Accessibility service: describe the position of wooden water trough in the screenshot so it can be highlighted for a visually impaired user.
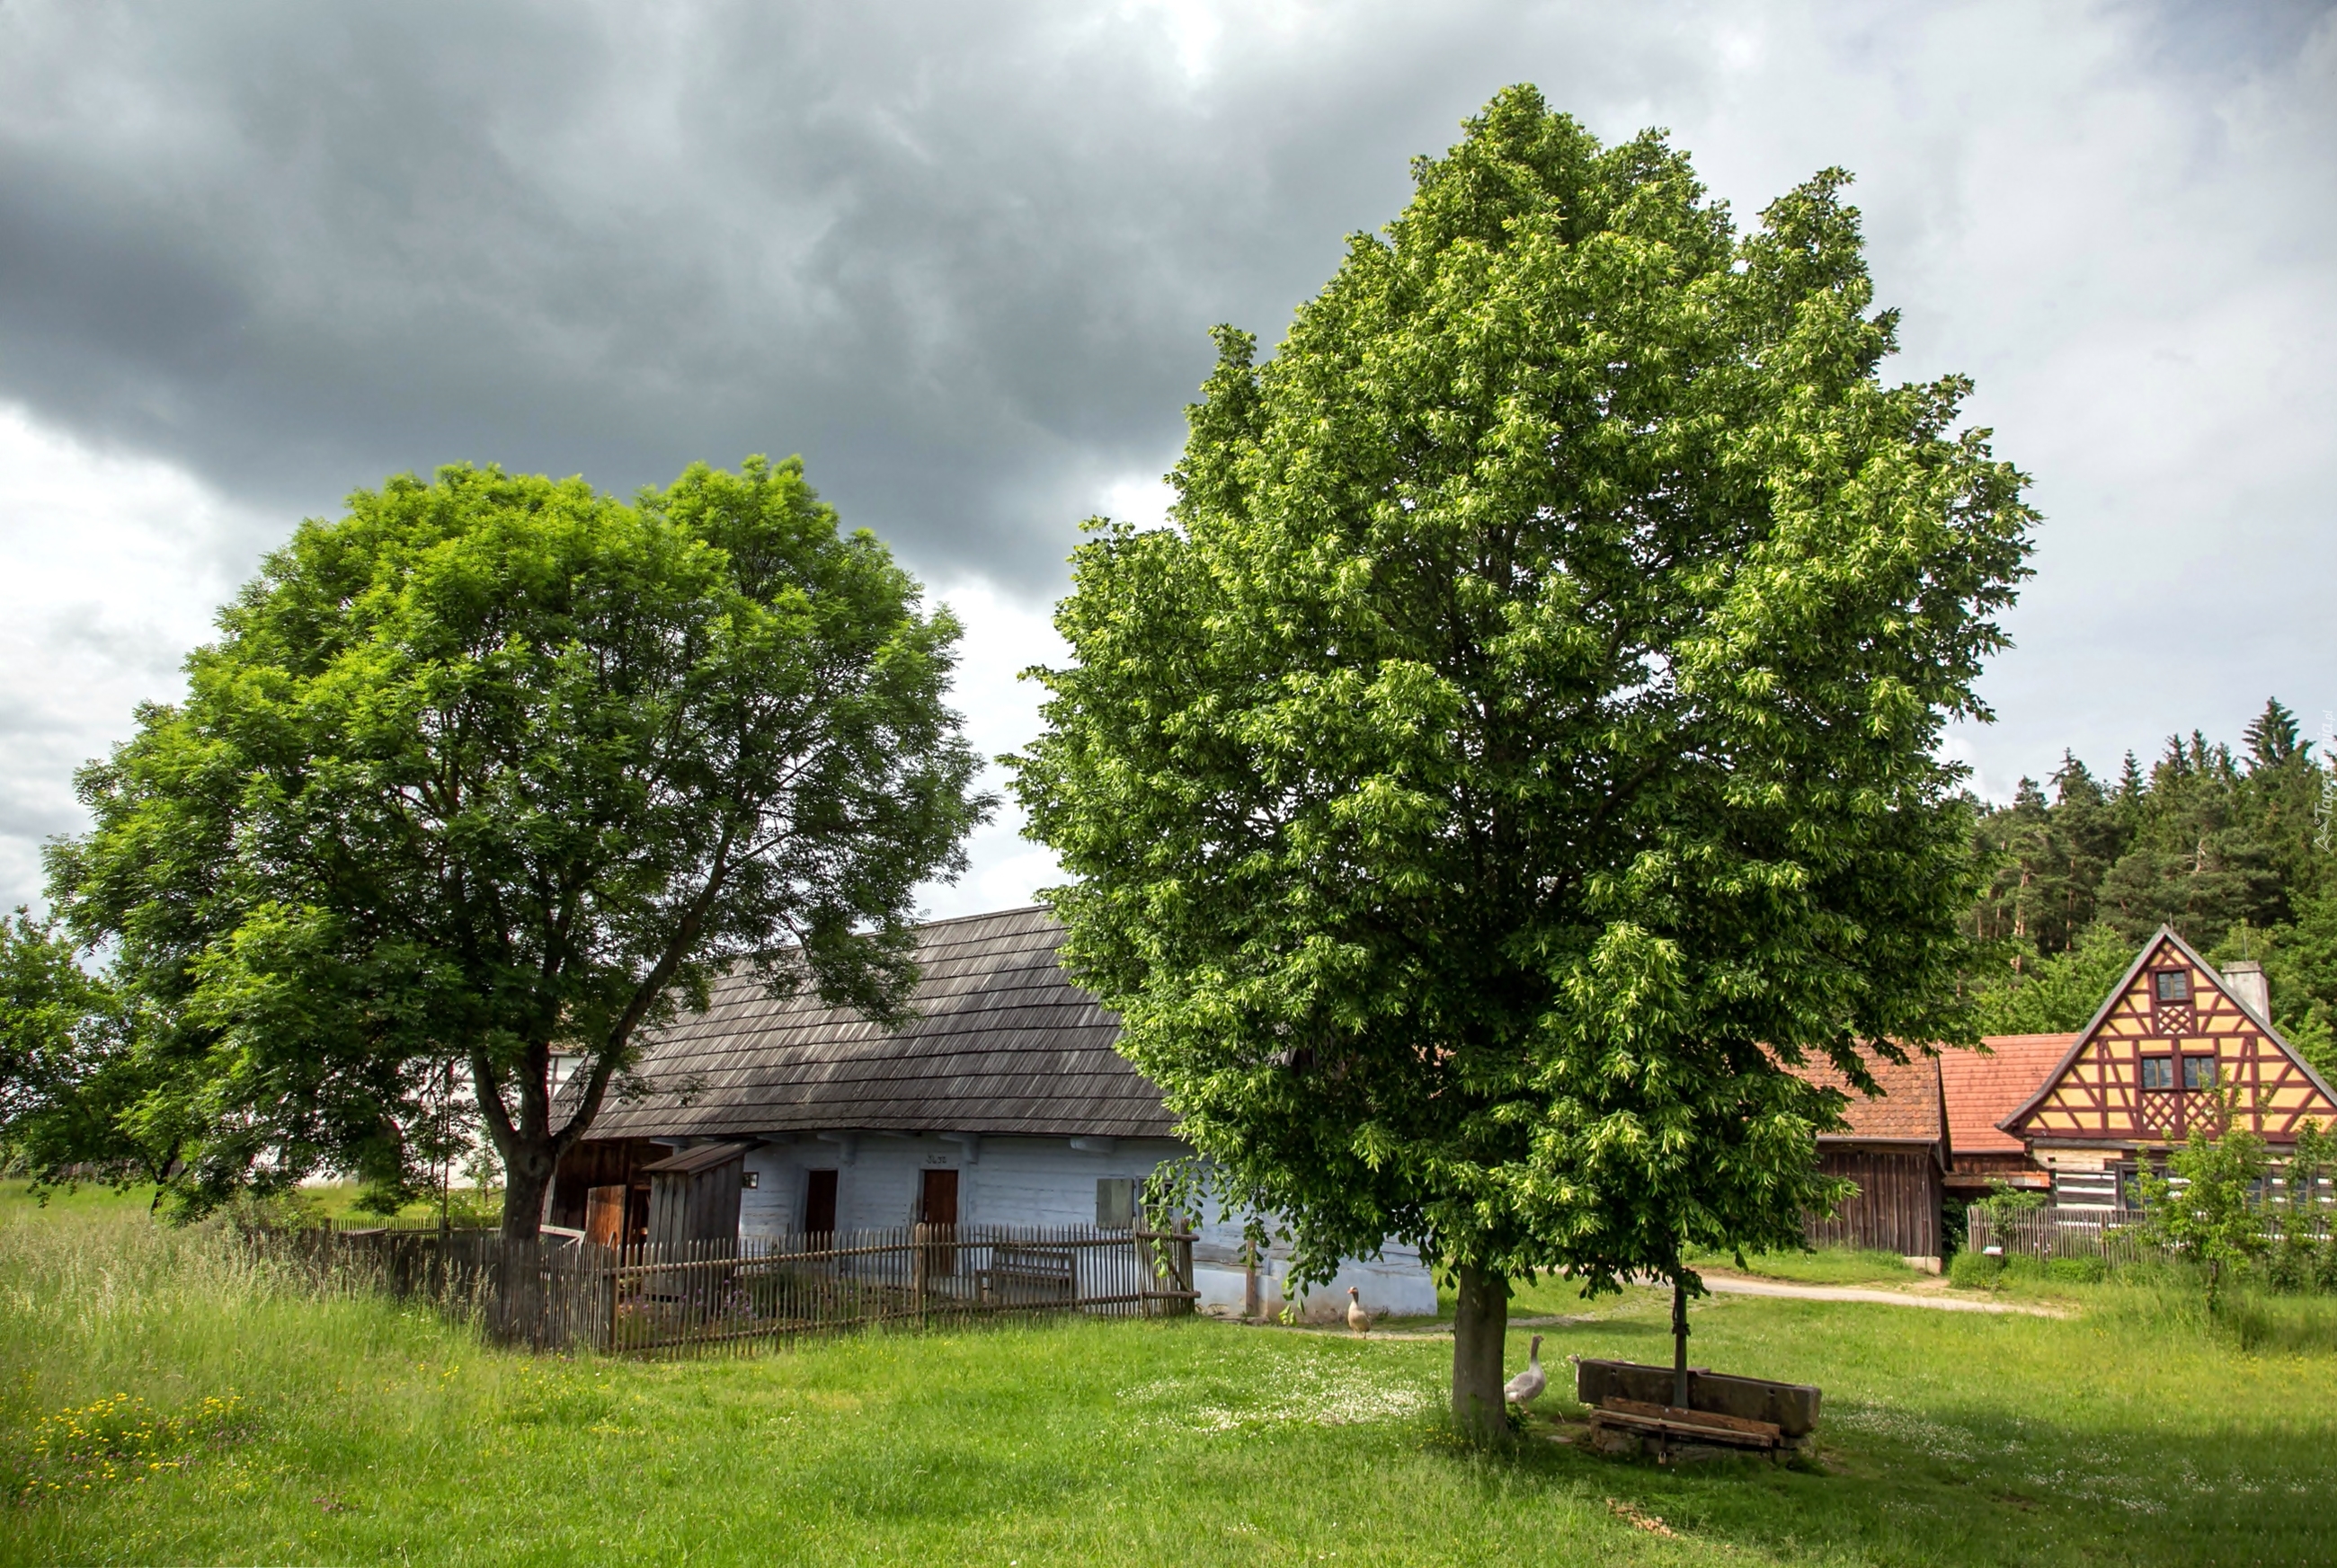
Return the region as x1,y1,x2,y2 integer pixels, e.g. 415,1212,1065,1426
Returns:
1573,1358,1819,1463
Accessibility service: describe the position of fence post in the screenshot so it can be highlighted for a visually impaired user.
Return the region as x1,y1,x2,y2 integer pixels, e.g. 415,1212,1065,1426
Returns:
603,1248,619,1353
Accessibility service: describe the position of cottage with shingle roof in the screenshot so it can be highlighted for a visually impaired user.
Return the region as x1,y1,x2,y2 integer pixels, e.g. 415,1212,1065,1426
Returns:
548,906,1439,1320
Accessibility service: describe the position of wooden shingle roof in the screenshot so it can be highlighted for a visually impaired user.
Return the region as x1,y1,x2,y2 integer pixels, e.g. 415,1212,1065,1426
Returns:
575,907,1174,1142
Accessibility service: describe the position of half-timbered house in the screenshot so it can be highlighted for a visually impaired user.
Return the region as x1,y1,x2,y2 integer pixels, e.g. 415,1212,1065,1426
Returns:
1999,926,2337,1209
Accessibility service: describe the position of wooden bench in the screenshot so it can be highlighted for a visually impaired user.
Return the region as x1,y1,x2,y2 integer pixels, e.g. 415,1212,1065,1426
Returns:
1573,1358,1819,1463
979,1243,1077,1304
1588,1397,1782,1453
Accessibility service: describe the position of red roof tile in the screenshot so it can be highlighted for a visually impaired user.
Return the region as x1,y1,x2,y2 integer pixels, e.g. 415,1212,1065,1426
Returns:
1942,1034,2075,1155
1791,1049,1947,1146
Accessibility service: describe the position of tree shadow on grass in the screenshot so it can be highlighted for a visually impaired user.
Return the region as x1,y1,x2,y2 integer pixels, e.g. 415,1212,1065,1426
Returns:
1477,1401,2330,1568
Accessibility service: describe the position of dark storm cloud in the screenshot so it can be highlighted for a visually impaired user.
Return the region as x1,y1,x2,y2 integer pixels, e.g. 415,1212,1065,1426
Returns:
0,0,1714,583
2,0,2333,917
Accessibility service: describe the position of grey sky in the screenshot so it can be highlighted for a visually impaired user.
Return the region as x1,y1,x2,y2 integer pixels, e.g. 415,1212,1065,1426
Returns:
1,0,2332,915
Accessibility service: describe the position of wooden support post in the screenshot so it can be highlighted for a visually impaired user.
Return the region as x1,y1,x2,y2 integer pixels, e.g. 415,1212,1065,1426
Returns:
1671,1279,1691,1411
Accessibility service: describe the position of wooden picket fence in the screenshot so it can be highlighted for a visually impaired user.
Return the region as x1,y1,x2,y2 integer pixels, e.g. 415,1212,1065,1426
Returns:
277,1221,1197,1356
1965,1209,2160,1268
1968,1207,2333,1268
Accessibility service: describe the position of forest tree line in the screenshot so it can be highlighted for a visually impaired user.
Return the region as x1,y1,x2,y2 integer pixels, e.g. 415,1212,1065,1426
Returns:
1967,697,2337,1070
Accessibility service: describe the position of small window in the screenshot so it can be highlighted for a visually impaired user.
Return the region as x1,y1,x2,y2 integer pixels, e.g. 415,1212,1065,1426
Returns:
2182,1056,2217,1092
741,1169,758,1190
1096,1178,1134,1230
2155,970,2190,1003
2141,1057,2174,1091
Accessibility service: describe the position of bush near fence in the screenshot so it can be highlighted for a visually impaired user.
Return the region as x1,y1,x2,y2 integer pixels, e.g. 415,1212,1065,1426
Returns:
257,1220,1198,1356
1959,1209,2337,1293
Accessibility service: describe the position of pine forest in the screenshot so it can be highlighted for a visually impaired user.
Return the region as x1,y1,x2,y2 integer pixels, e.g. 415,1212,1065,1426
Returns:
1966,697,2337,1071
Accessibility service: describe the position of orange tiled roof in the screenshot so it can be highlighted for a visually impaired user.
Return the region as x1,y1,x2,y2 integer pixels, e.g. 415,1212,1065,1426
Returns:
1791,1049,1948,1146
1942,1034,2075,1155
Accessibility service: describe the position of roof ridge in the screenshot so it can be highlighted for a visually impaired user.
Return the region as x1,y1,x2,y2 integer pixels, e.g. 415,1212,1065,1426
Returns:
911,904,1052,930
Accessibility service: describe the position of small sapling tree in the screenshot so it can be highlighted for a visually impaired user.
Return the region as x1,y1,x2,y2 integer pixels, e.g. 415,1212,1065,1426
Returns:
1015,87,2032,1440
2139,1086,2270,1312
49,457,988,1263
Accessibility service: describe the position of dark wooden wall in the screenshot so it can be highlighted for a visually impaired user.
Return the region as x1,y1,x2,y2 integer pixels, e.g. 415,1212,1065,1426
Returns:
1806,1147,1942,1258
647,1158,745,1247
548,1139,667,1232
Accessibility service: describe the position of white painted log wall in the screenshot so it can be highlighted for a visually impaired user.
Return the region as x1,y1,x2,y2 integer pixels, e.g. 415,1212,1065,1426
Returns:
738,1133,1187,1236
726,1130,1438,1319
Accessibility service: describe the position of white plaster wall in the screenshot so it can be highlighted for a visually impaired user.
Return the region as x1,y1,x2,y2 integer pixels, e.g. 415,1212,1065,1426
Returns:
734,1133,1187,1240
1190,1245,1440,1322
725,1130,1439,1318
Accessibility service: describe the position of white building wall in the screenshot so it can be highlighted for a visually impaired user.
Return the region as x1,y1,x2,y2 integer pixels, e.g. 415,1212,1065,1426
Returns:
736,1133,1188,1239
723,1129,1438,1321
1186,1204,1442,1323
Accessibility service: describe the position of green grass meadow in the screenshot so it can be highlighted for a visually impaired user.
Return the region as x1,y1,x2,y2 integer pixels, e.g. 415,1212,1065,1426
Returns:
4,1186,2333,1565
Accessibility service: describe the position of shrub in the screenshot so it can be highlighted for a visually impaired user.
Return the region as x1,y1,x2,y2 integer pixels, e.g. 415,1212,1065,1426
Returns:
2137,1094,2270,1312
2314,1236,2337,1294
2048,1255,2107,1285
2265,1229,2317,1293
1949,1251,2003,1289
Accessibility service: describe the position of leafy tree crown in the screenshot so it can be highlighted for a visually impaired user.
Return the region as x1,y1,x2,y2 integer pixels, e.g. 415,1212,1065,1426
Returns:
1013,87,2034,1292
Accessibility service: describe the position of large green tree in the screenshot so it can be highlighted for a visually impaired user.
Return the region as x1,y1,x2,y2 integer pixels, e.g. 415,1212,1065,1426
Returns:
0,908,175,1190
1012,88,2033,1439
48,456,987,1243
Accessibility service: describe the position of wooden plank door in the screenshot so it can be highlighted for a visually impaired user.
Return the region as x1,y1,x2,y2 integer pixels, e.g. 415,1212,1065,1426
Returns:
584,1185,627,1249
920,1169,959,1278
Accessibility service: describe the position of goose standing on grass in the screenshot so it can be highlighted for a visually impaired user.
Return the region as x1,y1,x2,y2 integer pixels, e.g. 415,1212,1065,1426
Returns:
1505,1335,1546,1408
1346,1286,1371,1334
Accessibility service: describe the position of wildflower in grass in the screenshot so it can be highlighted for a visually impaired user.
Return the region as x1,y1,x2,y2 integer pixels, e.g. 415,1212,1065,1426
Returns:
10,1390,245,1497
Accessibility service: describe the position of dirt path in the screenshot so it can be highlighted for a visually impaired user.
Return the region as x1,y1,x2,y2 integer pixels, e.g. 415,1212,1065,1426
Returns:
1244,1275,2067,1339
1700,1274,2066,1317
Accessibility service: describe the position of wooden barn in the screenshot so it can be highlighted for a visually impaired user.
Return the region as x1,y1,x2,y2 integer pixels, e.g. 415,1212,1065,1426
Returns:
546,907,1440,1321
2000,926,2337,1209
1794,1050,1952,1268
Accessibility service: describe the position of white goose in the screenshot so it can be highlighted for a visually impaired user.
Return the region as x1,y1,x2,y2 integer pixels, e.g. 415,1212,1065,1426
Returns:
1504,1334,1547,1408
1346,1286,1371,1334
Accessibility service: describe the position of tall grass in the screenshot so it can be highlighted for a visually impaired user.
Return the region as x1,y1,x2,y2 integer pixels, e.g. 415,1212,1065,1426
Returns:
0,1190,467,1397
0,1186,502,1535
11,1185,2337,1565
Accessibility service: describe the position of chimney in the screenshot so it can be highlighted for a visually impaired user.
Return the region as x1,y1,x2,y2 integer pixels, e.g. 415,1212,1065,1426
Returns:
2221,960,2270,1021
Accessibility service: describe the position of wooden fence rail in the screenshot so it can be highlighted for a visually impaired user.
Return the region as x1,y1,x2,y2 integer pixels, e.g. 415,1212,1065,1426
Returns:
267,1222,1197,1357
1968,1209,2333,1267
1966,1210,2159,1267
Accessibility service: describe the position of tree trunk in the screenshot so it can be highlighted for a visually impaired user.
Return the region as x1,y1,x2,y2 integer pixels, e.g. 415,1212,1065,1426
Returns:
1451,1262,1512,1443
500,1139,556,1244
492,1140,557,1345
